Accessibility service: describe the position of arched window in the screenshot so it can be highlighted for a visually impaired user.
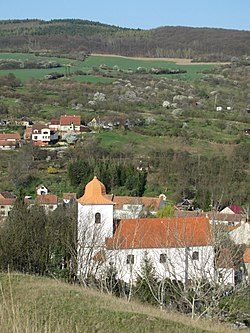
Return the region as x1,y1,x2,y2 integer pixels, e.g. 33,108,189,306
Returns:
95,212,101,224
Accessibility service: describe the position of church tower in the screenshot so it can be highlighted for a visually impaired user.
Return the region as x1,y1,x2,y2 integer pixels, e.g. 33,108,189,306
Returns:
77,176,114,277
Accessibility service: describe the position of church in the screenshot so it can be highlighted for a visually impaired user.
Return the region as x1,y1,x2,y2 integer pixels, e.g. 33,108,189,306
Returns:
77,176,215,284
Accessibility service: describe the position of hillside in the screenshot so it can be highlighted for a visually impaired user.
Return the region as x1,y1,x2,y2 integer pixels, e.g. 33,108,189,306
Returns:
0,273,237,333
0,19,250,60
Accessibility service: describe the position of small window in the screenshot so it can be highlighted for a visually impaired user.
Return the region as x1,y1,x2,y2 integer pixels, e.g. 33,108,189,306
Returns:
1,206,4,209
95,212,101,224
34,136,38,140
192,251,199,260
160,253,167,263
1,211,5,216
126,254,134,265
49,205,54,209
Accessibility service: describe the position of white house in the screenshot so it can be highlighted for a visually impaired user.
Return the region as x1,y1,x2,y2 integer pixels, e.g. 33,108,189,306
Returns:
77,176,216,285
36,184,48,196
31,125,58,146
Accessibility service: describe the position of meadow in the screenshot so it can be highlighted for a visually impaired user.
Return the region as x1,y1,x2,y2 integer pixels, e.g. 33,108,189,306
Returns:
0,53,215,81
0,273,237,333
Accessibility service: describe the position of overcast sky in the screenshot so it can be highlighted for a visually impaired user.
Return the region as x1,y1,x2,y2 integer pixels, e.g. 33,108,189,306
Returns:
1,0,249,31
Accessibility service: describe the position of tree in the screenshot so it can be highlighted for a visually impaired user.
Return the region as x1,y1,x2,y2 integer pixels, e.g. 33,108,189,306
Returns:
134,251,159,306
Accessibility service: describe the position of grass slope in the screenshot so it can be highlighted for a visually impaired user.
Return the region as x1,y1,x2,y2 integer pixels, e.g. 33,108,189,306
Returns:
0,273,235,333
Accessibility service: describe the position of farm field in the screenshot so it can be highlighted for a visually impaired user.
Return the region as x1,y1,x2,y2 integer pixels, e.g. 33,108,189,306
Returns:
0,53,216,81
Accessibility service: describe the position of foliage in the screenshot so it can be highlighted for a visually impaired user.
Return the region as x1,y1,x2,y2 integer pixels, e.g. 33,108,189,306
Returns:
134,251,159,306
0,201,77,281
156,204,175,217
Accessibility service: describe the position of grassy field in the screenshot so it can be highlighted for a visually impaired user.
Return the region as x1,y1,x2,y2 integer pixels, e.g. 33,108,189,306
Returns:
0,273,237,333
0,53,215,81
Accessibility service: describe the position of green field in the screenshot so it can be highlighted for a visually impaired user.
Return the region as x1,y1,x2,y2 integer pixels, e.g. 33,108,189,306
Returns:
0,273,234,333
0,53,215,81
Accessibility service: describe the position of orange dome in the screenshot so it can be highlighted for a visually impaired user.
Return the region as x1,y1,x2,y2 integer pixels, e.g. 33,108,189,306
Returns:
78,176,114,205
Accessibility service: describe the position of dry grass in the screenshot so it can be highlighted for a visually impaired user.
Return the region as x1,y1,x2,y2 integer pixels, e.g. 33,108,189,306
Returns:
91,53,229,65
0,272,241,333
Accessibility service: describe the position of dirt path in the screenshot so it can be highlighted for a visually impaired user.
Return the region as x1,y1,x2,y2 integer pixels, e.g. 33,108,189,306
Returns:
91,53,229,65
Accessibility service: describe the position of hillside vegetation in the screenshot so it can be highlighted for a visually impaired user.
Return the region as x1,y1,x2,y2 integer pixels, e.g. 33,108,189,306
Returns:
0,273,237,333
0,19,250,60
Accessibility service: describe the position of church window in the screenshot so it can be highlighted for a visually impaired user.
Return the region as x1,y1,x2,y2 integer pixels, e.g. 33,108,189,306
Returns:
192,251,199,260
126,254,134,264
95,212,101,224
160,253,167,263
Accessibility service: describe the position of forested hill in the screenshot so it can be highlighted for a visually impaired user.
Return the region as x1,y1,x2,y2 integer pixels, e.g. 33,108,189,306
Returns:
0,19,250,60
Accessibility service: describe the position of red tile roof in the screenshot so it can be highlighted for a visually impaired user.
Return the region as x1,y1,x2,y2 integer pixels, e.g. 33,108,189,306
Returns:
0,133,21,140
229,204,244,214
0,140,17,147
63,193,77,200
60,115,81,126
0,198,16,205
243,248,250,263
175,210,245,223
105,195,161,211
35,195,58,205
106,216,212,250
50,119,60,125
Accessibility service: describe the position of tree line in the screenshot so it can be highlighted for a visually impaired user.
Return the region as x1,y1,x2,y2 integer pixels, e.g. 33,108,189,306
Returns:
0,19,249,59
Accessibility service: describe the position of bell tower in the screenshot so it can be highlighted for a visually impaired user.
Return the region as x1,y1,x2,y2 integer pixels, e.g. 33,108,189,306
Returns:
77,176,114,277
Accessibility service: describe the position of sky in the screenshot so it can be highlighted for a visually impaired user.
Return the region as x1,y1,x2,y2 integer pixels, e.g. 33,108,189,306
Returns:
1,0,250,31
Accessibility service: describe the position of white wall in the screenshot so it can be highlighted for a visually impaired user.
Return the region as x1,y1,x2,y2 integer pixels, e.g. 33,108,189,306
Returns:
107,246,215,284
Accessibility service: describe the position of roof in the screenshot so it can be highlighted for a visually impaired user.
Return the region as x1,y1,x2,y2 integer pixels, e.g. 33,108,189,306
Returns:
0,133,21,140
78,176,114,205
0,140,17,147
35,194,58,205
63,193,77,200
105,195,161,211
50,119,60,125
175,210,246,223
229,204,244,214
106,216,212,250
243,248,250,263
0,198,16,206
0,192,16,199
32,124,49,134
60,115,81,126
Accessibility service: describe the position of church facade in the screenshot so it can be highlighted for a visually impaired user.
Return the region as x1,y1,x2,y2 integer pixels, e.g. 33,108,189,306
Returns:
77,176,215,284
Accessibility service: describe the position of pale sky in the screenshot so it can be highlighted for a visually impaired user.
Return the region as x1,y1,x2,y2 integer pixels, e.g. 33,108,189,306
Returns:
1,0,250,31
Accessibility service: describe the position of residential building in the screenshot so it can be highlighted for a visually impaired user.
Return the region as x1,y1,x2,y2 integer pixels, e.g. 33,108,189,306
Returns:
59,115,81,132
31,125,58,146
35,194,58,213
0,133,21,150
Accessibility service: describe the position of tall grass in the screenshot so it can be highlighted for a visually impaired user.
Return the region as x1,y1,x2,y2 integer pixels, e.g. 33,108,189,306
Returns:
0,272,238,333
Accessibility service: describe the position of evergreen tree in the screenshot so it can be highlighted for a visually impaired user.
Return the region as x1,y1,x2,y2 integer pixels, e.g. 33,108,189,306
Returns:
134,251,159,306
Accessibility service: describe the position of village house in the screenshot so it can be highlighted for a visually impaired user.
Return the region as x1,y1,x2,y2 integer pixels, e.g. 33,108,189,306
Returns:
31,124,58,146
0,192,16,219
77,176,216,285
36,184,49,196
59,115,81,132
175,210,247,227
0,133,21,150
35,194,58,213
104,194,163,219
